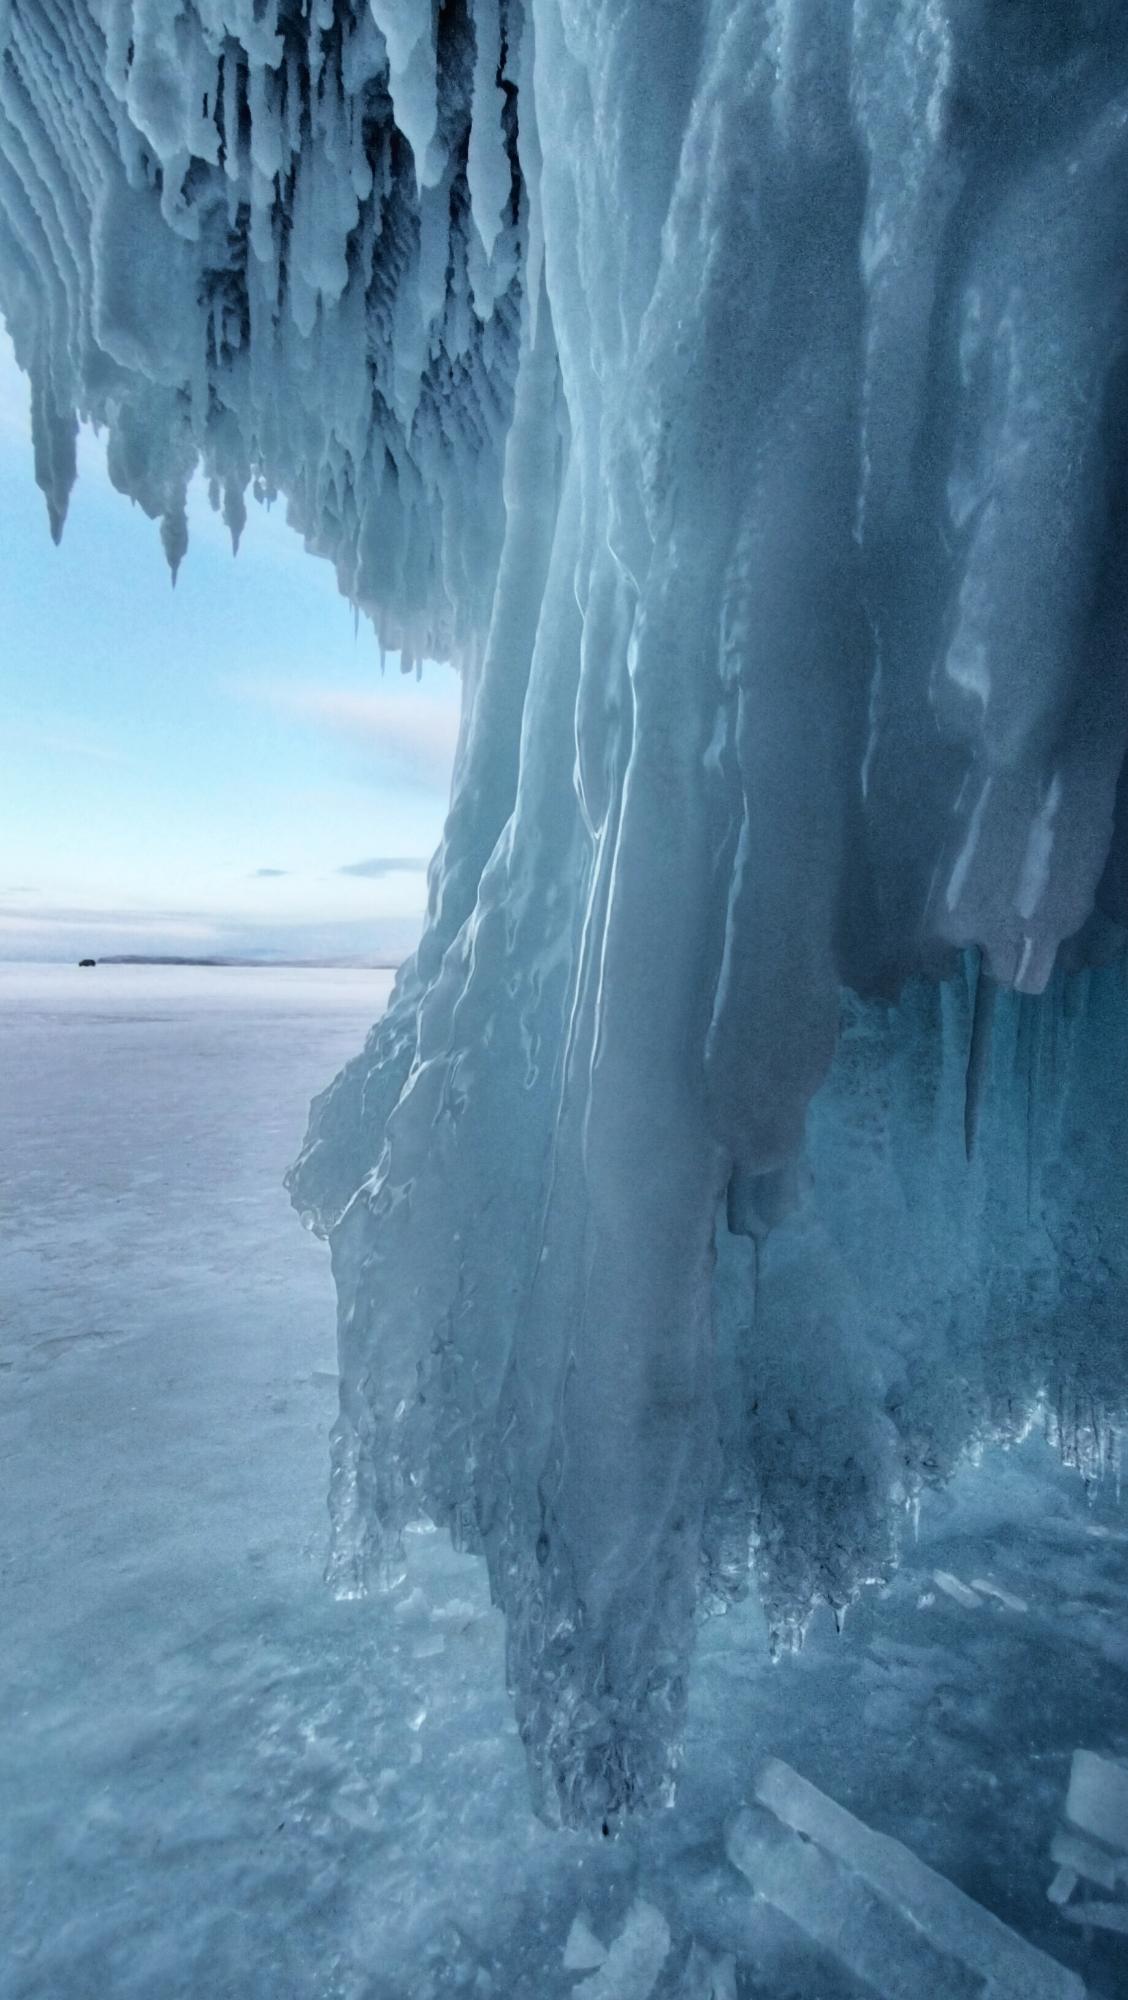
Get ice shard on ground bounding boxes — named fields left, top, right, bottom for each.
left=1, top=2, right=1127, bottom=1824
left=728, top=1760, right=1086, bottom=2000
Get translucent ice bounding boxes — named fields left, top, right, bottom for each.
left=2, top=3, right=1127, bottom=1824
left=730, top=1760, right=1086, bottom=2000
left=571, top=1901, right=670, bottom=2000
left=1061, top=1901, right=1128, bottom=1937
left=1050, top=1828, right=1124, bottom=1898
left=562, top=1915, right=606, bottom=1975
left=1065, top=1751, right=1128, bottom=1856
left=933, top=1574, right=983, bottom=1611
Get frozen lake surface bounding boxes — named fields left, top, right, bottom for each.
left=1, top=965, right=1125, bottom=1999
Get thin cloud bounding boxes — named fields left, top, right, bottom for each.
left=243, top=680, right=460, bottom=791
left=0, top=908, right=225, bottom=965
left=0, top=906, right=221, bottom=938
left=250, top=867, right=289, bottom=878
left=6, top=718, right=130, bottom=766
left=337, top=856, right=429, bottom=879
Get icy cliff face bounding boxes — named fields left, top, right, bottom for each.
left=3, top=1, right=1127, bottom=1824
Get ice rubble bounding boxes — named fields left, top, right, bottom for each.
left=729, top=1759, right=1087, bottom=2000
left=2, top=1, right=1127, bottom=1825
left=1048, top=1749, right=1128, bottom=1930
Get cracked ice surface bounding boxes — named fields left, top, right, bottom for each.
left=2, top=4, right=1128, bottom=1822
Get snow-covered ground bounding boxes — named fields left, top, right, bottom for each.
left=1, top=965, right=1125, bottom=2000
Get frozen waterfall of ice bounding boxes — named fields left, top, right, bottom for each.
left=2, top=0, right=1127, bottom=1826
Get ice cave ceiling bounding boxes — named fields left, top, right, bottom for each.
left=1, top=0, right=1126, bottom=1825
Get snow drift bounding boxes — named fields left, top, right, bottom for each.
left=2, top=0, right=1126, bottom=1824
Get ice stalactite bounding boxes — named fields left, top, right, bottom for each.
left=2, top=1, right=1127, bottom=1825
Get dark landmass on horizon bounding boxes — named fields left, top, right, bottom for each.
left=87, top=955, right=403, bottom=970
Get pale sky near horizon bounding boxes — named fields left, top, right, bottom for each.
left=0, top=330, right=460, bottom=963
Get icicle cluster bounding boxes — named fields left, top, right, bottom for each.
left=0, top=0, right=523, bottom=647
left=3, top=1, right=1127, bottom=1825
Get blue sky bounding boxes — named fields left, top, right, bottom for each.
left=0, top=332, right=460, bottom=962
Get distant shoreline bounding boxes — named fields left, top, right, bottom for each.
left=80, top=955, right=404, bottom=970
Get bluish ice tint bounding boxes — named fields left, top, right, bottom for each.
left=0, top=3, right=1126, bottom=1836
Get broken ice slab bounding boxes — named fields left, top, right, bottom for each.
left=1064, top=1750, right=1128, bottom=1854
left=679, top=1943, right=738, bottom=2000
left=562, top=1914, right=606, bottom=1972
left=728, top=1806, right=983, bottom=1999
left=1051, top=1826, right=1127, bottom=1895
left=933, top=1571, right=983, bottom=1609
left=572, top=1900, right=670, bottom=2000
left=1047, top=1867, right=1079, bottom=1908
left=969, top=1577, right=1028, bottom=1613
left=727, top=1759, right=1085, bottom=2000
left=1061, top=1900, right=1128, bottom=1936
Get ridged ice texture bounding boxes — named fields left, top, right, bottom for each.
left=3, top=2, right=1128, bottom=1825
left=0, top=0, right=524, bottom=646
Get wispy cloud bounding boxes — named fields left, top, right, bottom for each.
left=0, top=906, right=222, bottom=942
left=337, top=856, right=429, bottom=879
left=5, top=718, right=130, bottom=766
left=242, top=680, right=460, bottom=791
left=250, top=867, right=289, bottom=878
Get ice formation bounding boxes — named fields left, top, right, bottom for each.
left=1049, top=1749, right=1128, bottom=1926
left=2, top=2, right=1127, bottom=1825
left=729, top=1760, right=1087, bottom=1999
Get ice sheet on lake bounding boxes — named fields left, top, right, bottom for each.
left=2, top=3, right=1128, bottom=1823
